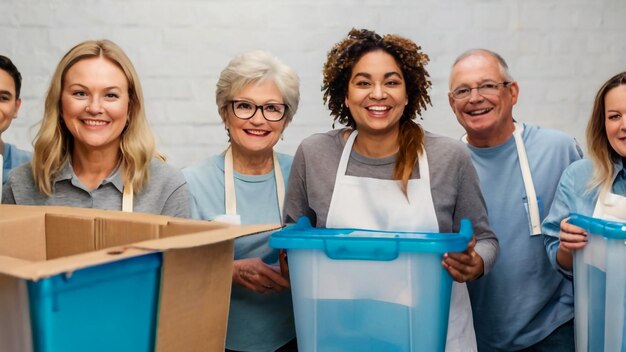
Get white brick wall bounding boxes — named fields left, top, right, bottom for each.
left=2, top=0, right=625, bottom=168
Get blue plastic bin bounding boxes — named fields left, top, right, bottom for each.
left=569, top=213, right=626, bottom=352
left=269, top=217, right=472, bottom=352
left=26, top=252, right=163, bottom=352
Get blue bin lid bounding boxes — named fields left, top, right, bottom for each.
left=269, top=217, right=473, bottom=261
left=568, top=213, right=626, bottom=239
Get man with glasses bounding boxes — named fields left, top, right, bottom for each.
left=448, top=49, right=581, bottom=351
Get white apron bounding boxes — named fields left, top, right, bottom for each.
left=215, top=146, right=284, bottom=225
left=326, top=130, right=476, bottom=351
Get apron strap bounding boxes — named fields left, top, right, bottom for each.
left=513, top=122, right=541, bottom=235
left=273, top=152, right=285, bottom=223
left=335, top=130, right=359, bottom=182
left=224, top=146, right=285, bottom=223
left=224, top=146, right=237, bottom=216
left=122, top=183, right=133, bottom=212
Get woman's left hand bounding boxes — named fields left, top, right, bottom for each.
left=441, top=235, right=484, bottom=283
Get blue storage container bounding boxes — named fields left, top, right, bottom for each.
left=569, top=213, right=626, bottom=352
left=26, top=252, right=162, bottom=352
left=269, top=217, right=472, bottom=352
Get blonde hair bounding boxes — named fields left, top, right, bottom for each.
left=215, top=50, right=300, bottom=129
left=586, top=71, right=626, bottom=192
left=32, top=39, right=161, bottom=195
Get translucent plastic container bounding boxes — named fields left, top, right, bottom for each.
left=0, top=253, right=162, bottom=352
left=569, top=213, right=626, bottom=352
left=269, top=217, right=472, bottom=352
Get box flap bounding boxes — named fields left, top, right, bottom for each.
left=132, top=224, right=281, bottom=250
left=156, top=241, right=234, bottom=351
left=0, top=247, right=156, bottom=281
left=0, top=214, right=46, bottom=261
left=95, top=218, right=160, bottom=249
left=159, top=220, right=232, bottom=238
left=45, top=213, right=95, bottom=260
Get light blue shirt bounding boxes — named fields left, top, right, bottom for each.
left=183, top=152, right=295, bottom=352
left=2, top=143, right=31, bottom=184
left=543, top=158, right=626, bottom=277
left=466, top=124, right=582, bottom=351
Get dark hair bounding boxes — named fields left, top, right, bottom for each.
left=586, top=71, right=626, bottom=191
left=0, top=55, right=22, bottom=99
left=322, top=28, right=432, bottom=196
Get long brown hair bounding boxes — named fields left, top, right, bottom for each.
left=587, top=71, right=626, bottom=192
left=322, top=28, right=431, bottom=195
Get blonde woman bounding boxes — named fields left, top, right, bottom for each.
left=1, top=39, right=189, bottom=217
left=544, top=71, right=626, bottom=271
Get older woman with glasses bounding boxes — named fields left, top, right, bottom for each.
left=183, top=50, right=300, bottom=352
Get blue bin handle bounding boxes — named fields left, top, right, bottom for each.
left=458, top=218, right=473, bottom=243
left=567, top=213, right=593, bottom=229
left=568, top=213, right=626, bottom=239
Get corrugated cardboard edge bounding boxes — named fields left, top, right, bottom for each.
left=0, top=220, right=280, bottom=281
left=132, top=224, right=281, bottom=250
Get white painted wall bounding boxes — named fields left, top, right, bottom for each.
left=2, top=0, right=625, bottom=167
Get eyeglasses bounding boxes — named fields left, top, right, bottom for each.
left=449, top=82, right=511, bottom=100
left=230, top=100, right=287, bottom=122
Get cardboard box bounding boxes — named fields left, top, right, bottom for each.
left=0, top=204, right=281, bottom=352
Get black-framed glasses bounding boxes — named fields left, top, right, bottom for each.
left=449, top=82, right=511, bottom=100
left=230, top=100, right=287, bottom=122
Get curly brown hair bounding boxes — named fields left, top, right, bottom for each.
left=321, top=28, right=432, bottom=196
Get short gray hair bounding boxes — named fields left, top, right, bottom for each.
left=215, top=50, right=300, bottom=126
left=451, top=48, right=514, bottom=83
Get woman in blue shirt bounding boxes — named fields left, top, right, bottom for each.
left=183, top=51, right=300, bottom=352
left=544, top=71, right=626, bottom=274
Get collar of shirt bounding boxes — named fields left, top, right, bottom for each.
left=54, top=159, right=125, bottom=193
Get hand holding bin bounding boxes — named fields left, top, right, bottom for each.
left=568, top=213, right=626, bottom=352
left=269, top=217, right=473, bottom=352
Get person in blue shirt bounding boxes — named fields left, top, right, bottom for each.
left=448, top=49, right=582, bottom=351
left=0, top=55, right=31, bottom=184
left=544, top=71, right=626, bottom=274
left=183, top=51, right=300, bottom=352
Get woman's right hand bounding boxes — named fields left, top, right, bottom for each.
left=556, top=217, right=587, bottom=270
left=232, top=257, right=290, bottom=295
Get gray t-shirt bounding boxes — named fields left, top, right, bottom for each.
left=283, top=128, right=499, bottom=273
left=2, top=159, right=190, bottom=218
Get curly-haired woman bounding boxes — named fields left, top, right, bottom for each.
left=283, top=28, right=498, bottom=351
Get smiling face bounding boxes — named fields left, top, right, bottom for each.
left=61, top=56, right=129, bottom=156
left=226, top=79, right=286, bottom=158
left=449, top=52, right=518, bottom=147
left=345, top=50, right=407, bottom=138
left=0, top=69, right=21, bottom=138
left=604, top=85, right=626, bottom=158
